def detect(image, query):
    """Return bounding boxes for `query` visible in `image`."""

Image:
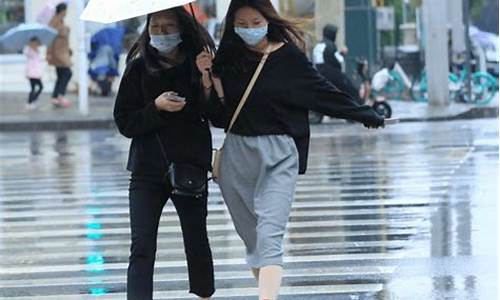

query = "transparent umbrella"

[36,0,72,25]
[80,0,197,24]
[81,0,204,45]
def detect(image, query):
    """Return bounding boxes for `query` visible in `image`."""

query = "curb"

[0,107,497,132]
[0,119,116,131]
[396,106,498,123]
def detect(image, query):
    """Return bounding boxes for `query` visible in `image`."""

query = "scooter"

[356,59,393,119]
[88,26,125,97]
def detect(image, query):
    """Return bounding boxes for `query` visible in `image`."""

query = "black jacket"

[317,24,361,103]
[113,56,223,174]
[211,43,384,174]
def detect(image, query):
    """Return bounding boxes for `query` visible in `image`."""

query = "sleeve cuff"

[145,101,168,124]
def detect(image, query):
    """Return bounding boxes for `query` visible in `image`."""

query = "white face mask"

[234,25,268,46]
[149,33,182,53]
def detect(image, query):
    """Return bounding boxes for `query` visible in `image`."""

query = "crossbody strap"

[227,43,279,132]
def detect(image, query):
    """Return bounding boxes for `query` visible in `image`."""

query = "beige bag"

[212,45,276,182]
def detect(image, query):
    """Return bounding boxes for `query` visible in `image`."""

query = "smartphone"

[167,95,186,102]
[384,118,400,125]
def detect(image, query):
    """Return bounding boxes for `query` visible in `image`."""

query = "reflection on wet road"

[0,119,497,299]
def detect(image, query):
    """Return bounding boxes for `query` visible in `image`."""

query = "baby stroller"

[88,26,125,97]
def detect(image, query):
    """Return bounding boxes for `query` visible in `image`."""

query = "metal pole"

[463,0,472,102]
[395,13,400,61]
[270,0,280,11]
[77,0,89,116]
[402,0,408,24]
[216,0,230,22]
[422,0,450,105]
[24,0,32,22]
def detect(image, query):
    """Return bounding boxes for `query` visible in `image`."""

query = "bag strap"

[227,43,280,132]
[157,46,272,166]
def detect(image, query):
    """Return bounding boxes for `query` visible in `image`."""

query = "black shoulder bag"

[155,134,208,199]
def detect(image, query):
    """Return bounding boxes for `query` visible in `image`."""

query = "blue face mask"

[149,33,182,53]
[234,25,268,46]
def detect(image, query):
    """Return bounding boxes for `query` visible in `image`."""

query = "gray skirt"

[218,133,299,268]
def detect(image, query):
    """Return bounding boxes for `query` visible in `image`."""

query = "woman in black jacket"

[199,1,386,299]
[113,7,222,300]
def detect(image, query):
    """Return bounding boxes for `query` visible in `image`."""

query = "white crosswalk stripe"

[0,122,494,300]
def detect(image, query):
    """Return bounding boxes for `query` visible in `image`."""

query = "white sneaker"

[25,103,37,111]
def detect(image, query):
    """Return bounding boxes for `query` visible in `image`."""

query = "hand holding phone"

[155,92,186,112]
[166,94,186,102]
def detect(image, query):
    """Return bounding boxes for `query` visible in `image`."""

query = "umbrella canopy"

[89,26,126,61]
[36,0,72,25]
[80,0,196,24]
[0,23,58,52]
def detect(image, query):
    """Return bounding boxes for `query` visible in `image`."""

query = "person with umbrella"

[24,37,44,111]
[113,6,223,300]
[200,0,388,299]
[0,22,57,111]
[47,2,72,108]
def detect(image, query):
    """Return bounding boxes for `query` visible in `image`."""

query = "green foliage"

[469,0,486,19]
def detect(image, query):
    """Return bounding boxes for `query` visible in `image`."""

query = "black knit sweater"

[211,42,384,174]
[114,56,224,174]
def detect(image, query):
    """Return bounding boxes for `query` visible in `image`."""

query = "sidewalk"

[0,92,115,131]
[0,92,498,131]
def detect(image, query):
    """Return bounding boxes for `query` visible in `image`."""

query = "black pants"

[51,67,72,98]
[127,174,215,300]
[28,78,43,104]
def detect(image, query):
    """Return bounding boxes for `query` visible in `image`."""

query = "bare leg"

[251,268,260,282]
[258,265,283,300]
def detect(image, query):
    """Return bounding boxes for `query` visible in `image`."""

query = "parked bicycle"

[411,68,498,105]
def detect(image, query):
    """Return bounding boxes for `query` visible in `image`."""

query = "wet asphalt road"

[0,119,497,300]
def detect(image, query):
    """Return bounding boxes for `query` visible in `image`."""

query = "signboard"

[376,7,395,30]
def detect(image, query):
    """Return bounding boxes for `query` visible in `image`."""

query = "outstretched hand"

[364,118,399,129]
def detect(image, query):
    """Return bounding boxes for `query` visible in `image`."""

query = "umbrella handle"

[189,3,207,48]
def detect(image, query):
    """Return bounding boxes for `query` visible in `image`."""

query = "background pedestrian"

[47,2,72,108]
[24,36,44,111]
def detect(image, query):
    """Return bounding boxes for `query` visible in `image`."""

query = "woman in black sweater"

[113,7,221,300]
[199,1,386,299]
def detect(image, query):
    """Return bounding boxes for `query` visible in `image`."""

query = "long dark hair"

[126,6,215,77]
[55,3,67,15]
[214,0,304,75]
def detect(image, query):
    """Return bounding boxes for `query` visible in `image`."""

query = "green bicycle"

[411,69,498,105]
